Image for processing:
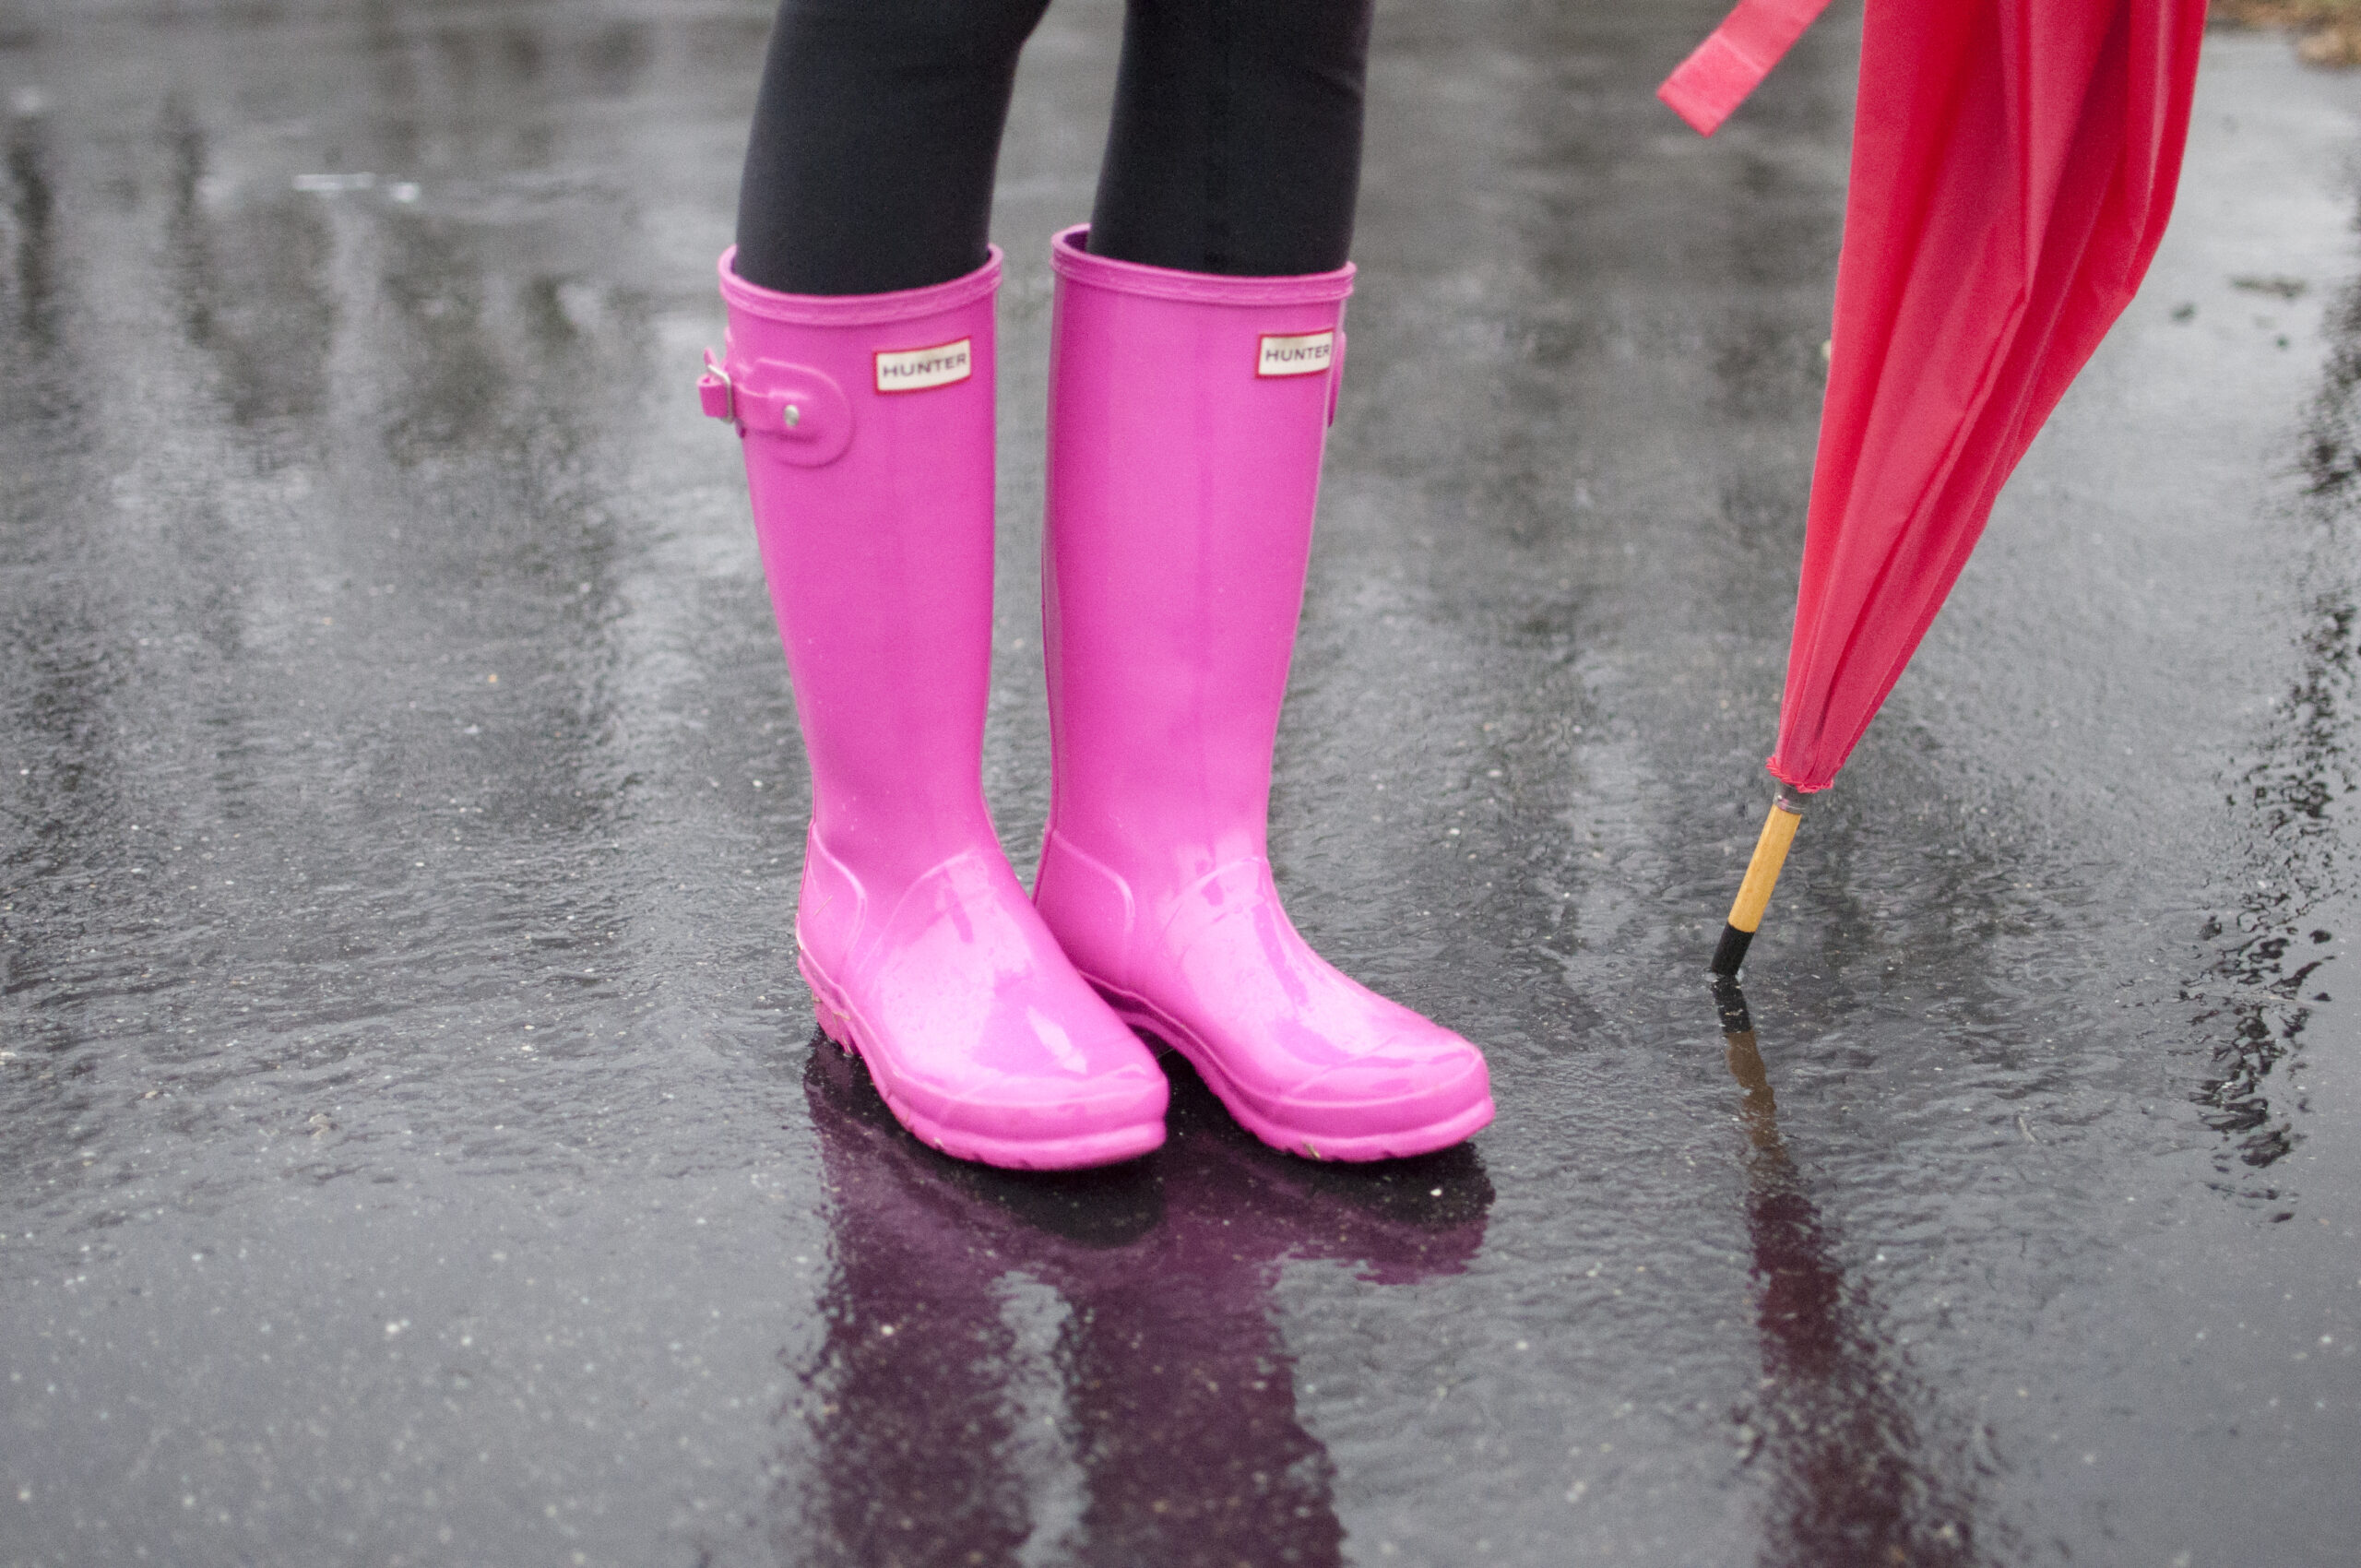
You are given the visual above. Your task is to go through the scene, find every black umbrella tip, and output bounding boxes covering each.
[1710,921,1754,978]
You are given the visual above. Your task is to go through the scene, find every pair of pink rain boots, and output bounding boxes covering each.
[704,228,1493,1170]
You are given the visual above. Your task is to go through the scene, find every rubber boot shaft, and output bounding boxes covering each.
[715,247,1168,1169]
[1034,225,1492,1162]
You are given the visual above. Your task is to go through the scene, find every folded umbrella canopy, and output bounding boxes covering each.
[1662,0,2213,975]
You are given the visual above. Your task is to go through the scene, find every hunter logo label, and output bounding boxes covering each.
[874,339,973,393]
[1257,331,1335,377]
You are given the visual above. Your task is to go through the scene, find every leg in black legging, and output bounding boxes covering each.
[733,0,1373,293]
[733,0,1051,295]
[1089,0,1374,277]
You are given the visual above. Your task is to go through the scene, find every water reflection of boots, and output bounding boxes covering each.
[784,1039,1161,1567]
[1062,1068,1490,1566]
[788,1041,1491,1567]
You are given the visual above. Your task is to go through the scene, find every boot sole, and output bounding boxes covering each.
[797,956,1166,1171]
[1083,977,1495,1163]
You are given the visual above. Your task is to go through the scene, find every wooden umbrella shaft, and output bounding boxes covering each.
[1710,784,1806,976]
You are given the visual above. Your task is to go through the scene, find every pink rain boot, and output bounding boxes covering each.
[1033,226,1494,1162]
[706,246,1167,1170]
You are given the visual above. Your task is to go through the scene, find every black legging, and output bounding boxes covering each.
[733,0,1374,294]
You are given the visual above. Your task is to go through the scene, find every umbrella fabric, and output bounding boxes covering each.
[1762,0,2209,790]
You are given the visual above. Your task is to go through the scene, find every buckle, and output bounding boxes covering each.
[697,348,734,422]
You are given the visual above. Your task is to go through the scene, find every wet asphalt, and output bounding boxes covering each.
[4,3,2360,1565]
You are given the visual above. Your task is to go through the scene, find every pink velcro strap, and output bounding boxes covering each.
[1657,0,1833,137]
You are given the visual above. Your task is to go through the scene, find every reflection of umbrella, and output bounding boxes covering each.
[1663,1,2210,975]
[1710,980,1987,1565]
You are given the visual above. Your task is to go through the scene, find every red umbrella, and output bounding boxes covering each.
[1659,0,2212,975]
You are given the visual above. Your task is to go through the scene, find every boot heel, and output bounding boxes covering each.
[1086,981,1177,1058]
[813,996,860,1057]
[800,959,860,1057]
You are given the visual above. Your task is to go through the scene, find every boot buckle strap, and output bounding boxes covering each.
[699,351,855,467]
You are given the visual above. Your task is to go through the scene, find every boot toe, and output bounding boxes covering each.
[819,853,1171,1169]
[874,1044,1169,1170]
[937,1057,1169,1140]
[1269,1031,1491,1138]
[1289,1031,1487,1106]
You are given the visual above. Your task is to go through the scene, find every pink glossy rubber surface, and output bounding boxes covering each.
[1035,226,1492,1162]
[720,247,1166,1170]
